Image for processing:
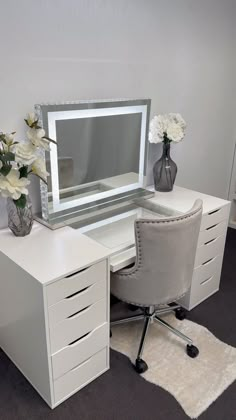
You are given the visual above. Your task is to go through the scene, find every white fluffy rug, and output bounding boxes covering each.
[111,314,236,419]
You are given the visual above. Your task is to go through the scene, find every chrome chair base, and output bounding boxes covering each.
[110,304,199,373]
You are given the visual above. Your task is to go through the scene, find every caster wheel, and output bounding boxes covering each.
[134,358,148,374]
[175,307,187,320]
[186,344,199,358]
[110,329,112,338]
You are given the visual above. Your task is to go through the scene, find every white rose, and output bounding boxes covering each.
[15,143,37,166]
[166,122,184,143]
[149,115,165,143]
[32,158,49,182]
[0,169,30,200]
[27,128,50,151]
[169,113,187,131]
[149,113,186,144]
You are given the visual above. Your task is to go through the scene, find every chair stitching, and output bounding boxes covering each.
[115,208,202,277]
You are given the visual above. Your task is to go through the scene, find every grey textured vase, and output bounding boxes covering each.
[7,197,33,237]
[153,142,177,192]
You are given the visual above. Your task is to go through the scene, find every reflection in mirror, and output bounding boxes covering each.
[36,99,151,224]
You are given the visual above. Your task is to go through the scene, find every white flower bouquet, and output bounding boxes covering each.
[149,113,186,144]
[0,113,55,209]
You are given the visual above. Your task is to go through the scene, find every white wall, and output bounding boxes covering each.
[0,0,235,228]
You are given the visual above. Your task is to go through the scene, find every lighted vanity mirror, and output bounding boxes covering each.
[35,98,151,225]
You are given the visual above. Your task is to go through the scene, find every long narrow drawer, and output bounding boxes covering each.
[194,234,225,268]
[189,271,221,309]
[192,254,223,289]
[52,323,108,380]
[50,298,107,354]
[200,205,229,231]
[46,260,107,307]
[198,220,227,247]
[54,347,108,404]
[48,278,107,327]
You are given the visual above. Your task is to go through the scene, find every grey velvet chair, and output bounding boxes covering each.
[111,199,203,374]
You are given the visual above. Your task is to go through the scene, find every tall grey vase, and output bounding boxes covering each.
[7,196,33,237]
[153,142,177,192]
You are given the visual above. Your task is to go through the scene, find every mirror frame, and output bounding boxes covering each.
[35,98,151,221]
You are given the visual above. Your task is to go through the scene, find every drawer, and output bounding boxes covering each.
[192,254,223,288]
[48,277,107,327]
[52,323,108,379]
[194,234,225,268]
[189,271,221,308]
[200,205,229,231]
[54,347,108,404]
[46,260,107,307]
[50,298,107,354]
[198,220,227,247]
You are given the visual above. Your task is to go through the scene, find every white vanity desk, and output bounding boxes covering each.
[0,185,230,408]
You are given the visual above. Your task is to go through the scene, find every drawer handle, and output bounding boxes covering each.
[70,354,93,373]
[208,209,220,216]
[67,305,90,319]
[66,284,92,300]
[202,257,215,266]
[200,276,213,286]
[204,237,217,246]
[206,223,218,231]
[67,324,104,347]
[66,266,90,279]
[68,331,90,346]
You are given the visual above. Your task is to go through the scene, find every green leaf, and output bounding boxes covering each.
[0,164,12,176]
[1,152,15,162]
[13,194,27,209]
[19,166,28,178]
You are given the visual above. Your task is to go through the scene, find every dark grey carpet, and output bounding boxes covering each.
[0,229,236,420]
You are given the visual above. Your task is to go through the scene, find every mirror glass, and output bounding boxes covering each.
[36,99,150,221]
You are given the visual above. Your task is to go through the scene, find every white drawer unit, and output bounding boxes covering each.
[53,347,108,404]
[46,260,107,306]
[50,298,107,354]
[48,277,107,326]
[0,224,110,409]
[47,259,110,406]
[178,202,230,310]
[193,254,223,287]
[52,323,108,380]
[179,255,223,309]
[200,205,230,231]
[186,272,221,310]
[198,220,227,247]
[194,234,226,268]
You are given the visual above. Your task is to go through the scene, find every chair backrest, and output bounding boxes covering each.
[112,199,202,307]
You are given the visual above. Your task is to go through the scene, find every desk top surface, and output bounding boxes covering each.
[147,185,230,214]
[0,186,230,283]
[0,222,110,285]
